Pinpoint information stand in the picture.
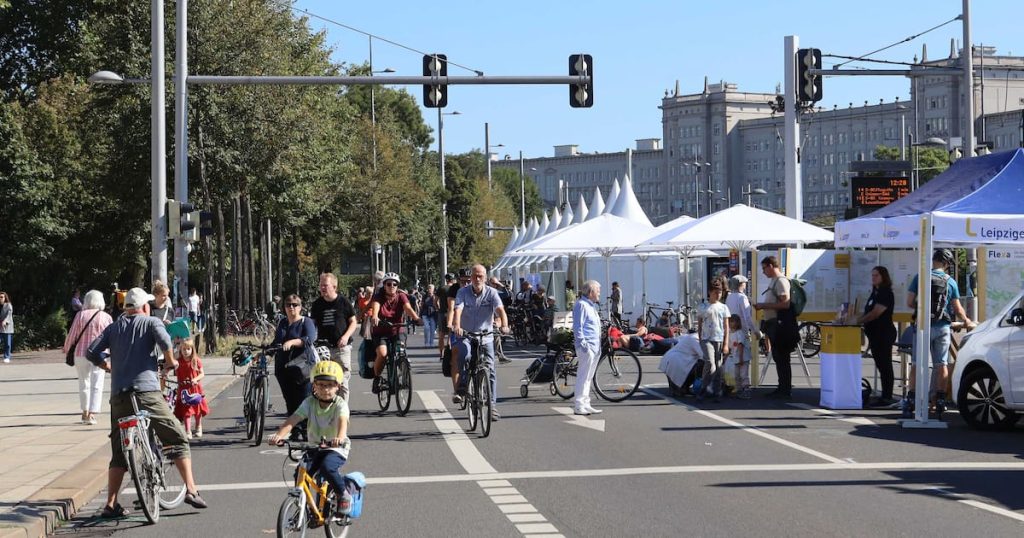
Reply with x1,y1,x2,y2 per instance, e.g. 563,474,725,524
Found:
819,324,863,409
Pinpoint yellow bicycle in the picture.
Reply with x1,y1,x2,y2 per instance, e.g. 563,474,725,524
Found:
274,440,364,537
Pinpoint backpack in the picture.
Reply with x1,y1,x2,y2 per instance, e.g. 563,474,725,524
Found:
788,277,807,317
929,273,951,323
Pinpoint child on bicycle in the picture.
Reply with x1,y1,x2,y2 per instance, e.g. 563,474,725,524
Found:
269,360,353,515
173,337,209,439
727,315,752,399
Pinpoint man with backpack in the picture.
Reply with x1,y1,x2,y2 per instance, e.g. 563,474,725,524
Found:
754,256,800,400
904,249,975,418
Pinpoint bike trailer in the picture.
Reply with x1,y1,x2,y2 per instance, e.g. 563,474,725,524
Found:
343,472,367,519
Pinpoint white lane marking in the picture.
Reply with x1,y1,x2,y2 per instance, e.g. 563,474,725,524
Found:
419,390,562,537
958,500,1024,523
507,514,547,523
418,390,496,474
639,386,846,464
182,461,1024,491
787,402,877,426
552,407,606,432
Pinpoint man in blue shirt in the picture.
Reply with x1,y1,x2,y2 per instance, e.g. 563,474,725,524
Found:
86,287,208,517
572,280,603,416
453,265,509,420
905,249,975,417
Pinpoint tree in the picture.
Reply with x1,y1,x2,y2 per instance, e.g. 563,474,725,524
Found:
492,167,544,224
874,144,949,185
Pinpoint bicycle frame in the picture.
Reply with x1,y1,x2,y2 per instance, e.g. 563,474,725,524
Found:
289,457,332,528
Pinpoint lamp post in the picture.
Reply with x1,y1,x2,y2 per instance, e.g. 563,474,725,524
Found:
485,123,504,191
439,109,461,276
741,184,768,207
911,136,947,190
517,153,536,227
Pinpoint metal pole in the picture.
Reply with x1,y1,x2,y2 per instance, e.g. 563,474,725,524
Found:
519,151,526,227
784,35,803,221
693,167,699,218
173,0,188,298
962,0,975,155
439,107,448,276
627,148,633,181
485,122,492,190
900,113,907,161
151,0,168,284
265,219,272,303
369,36,377,170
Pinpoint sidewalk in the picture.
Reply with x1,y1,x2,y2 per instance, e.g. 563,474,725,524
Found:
0,350,240,537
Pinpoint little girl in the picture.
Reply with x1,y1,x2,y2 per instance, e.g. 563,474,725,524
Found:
173,338,210,439
728,315,752,399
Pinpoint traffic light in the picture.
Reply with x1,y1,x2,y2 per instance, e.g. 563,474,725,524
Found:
568,54,593,108
796,48,822,103
422,53,448,108
189,210,214,241
167,199,196,239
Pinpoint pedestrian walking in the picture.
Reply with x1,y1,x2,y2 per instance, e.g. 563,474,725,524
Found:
727,315,752,399
856,266,898,407
609,281,623,327
696,281,731,402
69,289,83,330
272,293,318,441
572,280,603,416
149,280,173,325
0,292,12,362
420,284,438,347
310,273,357,401
62,290,113,424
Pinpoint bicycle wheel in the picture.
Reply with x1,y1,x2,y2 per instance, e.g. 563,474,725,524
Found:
276,494,307,537
152,433,187,509
252,378,267,447
127,429,160,524
552,351,577,400
395,359,413,417
799,322,821,358
377,359,392,412
244,374,257,441
254,322,269,343
323,488,351,538
593,348,642,402
466,374,479,432
479,370,492,438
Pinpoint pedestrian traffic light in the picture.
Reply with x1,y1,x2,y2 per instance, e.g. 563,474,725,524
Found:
423,53,448,108
167,199,196,239
796,48,822,103
568,54,593,108
190,210,214,240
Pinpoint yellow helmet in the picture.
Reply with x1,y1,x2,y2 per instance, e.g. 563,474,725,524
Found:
311,360,343,383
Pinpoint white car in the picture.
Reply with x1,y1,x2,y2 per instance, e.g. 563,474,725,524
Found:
951,290,1024,430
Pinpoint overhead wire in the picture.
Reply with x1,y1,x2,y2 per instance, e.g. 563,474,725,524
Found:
832,15,962,68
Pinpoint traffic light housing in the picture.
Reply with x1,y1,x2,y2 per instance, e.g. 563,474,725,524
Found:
167,199,196,239
568,54,593,108
190,210,214,241
423,53,448,108
796,48,822,103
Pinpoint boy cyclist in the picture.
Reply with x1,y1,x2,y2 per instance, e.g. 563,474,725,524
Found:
269,360,353,515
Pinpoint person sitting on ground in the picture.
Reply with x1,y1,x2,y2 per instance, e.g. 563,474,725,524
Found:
619,317,650,352
659,329,705,397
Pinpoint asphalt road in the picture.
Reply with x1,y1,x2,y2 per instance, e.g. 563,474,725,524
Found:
57,338,1024,537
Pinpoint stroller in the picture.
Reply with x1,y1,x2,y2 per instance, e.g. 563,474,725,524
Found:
519,328,574,398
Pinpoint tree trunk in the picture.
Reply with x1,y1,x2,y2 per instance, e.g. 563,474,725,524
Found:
216,203,228,339
232,195,241,310
275,224,283,300
292,227,300,296
245,197,256,310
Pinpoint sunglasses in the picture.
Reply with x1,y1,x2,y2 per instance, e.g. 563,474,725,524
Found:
384,282,398,287
285,303,301,308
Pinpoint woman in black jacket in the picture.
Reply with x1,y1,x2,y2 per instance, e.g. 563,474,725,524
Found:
857,266,897,407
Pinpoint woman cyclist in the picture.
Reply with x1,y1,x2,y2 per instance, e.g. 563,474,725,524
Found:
368,273,420,394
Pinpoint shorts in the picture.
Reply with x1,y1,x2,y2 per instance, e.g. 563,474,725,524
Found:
109,390,189,469
909,323,951,366
371,335,397,350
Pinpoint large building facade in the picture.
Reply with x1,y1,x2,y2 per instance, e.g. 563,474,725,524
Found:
495,45,1024,224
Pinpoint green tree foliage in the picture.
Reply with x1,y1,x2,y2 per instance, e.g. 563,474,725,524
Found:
874,144,949,184
492,166,544,224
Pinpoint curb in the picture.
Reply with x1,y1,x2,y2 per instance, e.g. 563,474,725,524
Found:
0,362,242,537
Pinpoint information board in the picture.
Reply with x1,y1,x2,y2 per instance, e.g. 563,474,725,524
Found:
981,248,1024,320
851,176,910,208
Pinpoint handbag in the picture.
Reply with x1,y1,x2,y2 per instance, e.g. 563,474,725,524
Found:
66,310,101,367
285,345,318,381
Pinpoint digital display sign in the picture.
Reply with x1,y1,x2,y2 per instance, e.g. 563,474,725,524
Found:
851,176,910,208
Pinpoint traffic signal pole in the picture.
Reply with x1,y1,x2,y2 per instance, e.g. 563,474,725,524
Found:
174,0,190,304
784,35,802,222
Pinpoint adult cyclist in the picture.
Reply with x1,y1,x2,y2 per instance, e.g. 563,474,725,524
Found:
369,273,421,394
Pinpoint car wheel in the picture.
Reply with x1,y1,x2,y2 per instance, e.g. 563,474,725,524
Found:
957,367,1020,430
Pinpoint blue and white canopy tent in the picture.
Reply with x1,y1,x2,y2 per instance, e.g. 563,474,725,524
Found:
835,148,1024,428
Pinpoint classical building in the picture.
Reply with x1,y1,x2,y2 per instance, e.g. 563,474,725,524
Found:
494,44,1024,224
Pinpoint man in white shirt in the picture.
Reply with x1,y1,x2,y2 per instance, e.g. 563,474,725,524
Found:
572,280,603,416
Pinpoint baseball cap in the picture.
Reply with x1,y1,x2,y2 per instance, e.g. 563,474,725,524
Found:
444,273,455,281
124,287,155,309
457,268,471,278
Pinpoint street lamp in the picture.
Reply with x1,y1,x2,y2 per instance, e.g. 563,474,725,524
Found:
741,184,768,207
369,65,395,170
439,109,461,276
518,156,537,227
910,136,947,190
485,122,504,191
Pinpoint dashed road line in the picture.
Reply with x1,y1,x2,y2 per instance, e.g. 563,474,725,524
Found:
419,390,565,537
787,402,877,426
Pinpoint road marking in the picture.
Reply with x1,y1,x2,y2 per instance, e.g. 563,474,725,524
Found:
507,514,547,523
787,402,877,426
419,390,564,537
639,386,846,464
552,406,606,432
178,461,1024,491
958,500,1024,523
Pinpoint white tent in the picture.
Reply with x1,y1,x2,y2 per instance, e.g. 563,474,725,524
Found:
602,179,621,215
607,175,654,227
586,187,606,220
492,225,520,271
638,203,833,251
572,193,589,224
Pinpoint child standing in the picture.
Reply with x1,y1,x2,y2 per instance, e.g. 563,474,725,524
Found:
697,281,731,402
728,315,752,399
173,338,210,439
269,360,353,515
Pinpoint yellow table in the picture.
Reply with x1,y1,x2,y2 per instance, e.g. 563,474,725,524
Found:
819,324,863,409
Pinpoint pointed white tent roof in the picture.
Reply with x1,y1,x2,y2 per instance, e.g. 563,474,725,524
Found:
494,225,522,269
537,207,563,265
572,194,589,224
523,212,552,266
561,202,574,226
586,187,605,221
516,213,655,255
508,218,540,268
636,203,833,251
608,175,653,227
602,179,621,215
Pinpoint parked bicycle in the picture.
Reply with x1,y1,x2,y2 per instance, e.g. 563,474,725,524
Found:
274,440,364,538
375,320,413,416
226,308,276,342
116,390,188,524
458,330,496,437
552,321,642,402
235,342,279,447
798,321,821,358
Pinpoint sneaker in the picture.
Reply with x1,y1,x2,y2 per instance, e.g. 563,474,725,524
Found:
766,390,792,400
88,416,98,425
371,377,382,394
183,491,208,509
2,358,9,364
583,406,602,414
185,430,192,440
491,409,501,421
195,426,203,438
738,388,753,400
573,407,591,416
337,492,353,516
452,394,464,405
498,356,512,364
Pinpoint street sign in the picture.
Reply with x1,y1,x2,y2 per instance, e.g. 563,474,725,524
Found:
848,160,912,173
851,176,910,208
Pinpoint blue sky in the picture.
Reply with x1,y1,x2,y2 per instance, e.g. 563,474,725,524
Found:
292,0,1019,159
